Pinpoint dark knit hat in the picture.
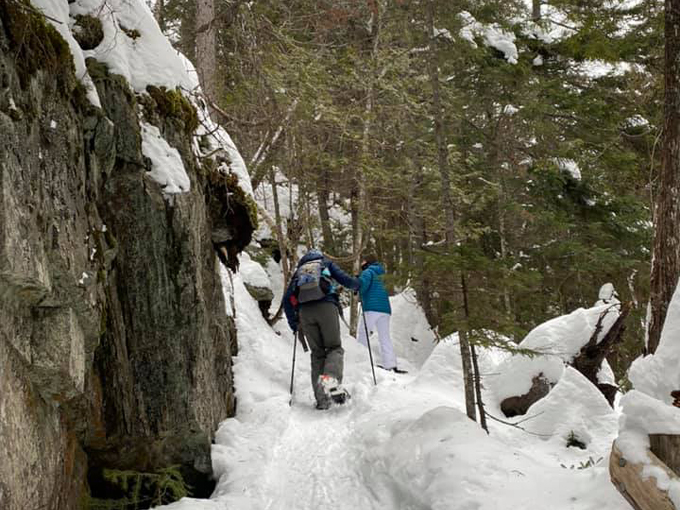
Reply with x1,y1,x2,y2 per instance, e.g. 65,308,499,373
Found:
362,253,378,265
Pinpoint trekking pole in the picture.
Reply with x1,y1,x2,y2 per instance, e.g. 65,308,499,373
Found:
358,293,377,386
289,330,299,406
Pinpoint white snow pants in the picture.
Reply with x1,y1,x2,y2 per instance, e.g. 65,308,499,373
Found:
356,311,397,370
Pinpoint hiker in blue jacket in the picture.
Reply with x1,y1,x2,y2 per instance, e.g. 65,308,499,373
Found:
283,250,360,409
357,254,406,374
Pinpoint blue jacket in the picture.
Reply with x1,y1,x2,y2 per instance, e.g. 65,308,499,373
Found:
359,263,391,314
283,251,360,332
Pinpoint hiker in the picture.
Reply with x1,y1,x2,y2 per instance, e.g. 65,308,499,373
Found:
357,255,406,374
283,250,361,409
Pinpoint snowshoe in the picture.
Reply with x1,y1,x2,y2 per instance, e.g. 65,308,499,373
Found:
319,374,350,405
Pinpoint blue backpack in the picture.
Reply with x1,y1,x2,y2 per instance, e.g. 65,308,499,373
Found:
295,259,332,303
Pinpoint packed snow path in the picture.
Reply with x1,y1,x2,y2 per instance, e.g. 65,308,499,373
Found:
158,271,628,510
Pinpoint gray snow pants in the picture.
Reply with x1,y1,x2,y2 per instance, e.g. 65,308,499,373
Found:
299,300,343,405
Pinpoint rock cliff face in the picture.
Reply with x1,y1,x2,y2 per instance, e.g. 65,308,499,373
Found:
0,3,254,509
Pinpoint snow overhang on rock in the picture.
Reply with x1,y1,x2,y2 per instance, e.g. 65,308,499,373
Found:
30,0,255,203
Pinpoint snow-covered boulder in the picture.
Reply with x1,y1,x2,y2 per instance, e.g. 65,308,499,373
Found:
522,366,617,452
489,303,620,416
364,405,623,510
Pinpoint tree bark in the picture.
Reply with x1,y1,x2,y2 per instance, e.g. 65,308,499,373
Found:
471,343,488,433
572,303,631,406
250,99,299,190
648,0,680,354
532,0,541,21
650,434,680,476
426,0,455,245
350,2,383,335
407,161,436,325
317,167,335,255
195,0,217,102
270,167,290,285
610,442,677,510
153,0,166,31
460,272,476,422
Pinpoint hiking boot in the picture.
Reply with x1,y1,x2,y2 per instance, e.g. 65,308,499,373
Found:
315,399,331,410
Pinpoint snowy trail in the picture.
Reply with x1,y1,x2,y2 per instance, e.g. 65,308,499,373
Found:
157,271,628,510
261,406,373,510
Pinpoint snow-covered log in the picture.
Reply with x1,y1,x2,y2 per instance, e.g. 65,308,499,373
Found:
610,441,677,510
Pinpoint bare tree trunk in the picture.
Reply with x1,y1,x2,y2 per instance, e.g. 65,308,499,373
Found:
426,0,455,245
350,2,383,335
350,182,360,335
270,167,290,284
303,185,315,249
471,344,488,433
648,0,680,354
532,0,541,21
490,119,512,317
460,272,476,422
195,0,217,102
317,167,335,254
427,0,475,420
153,0,166,31
250,99,299,190
407,160,435,324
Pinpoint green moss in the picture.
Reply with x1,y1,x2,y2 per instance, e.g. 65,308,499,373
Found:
72,81,91,111
0,0,76,93
145,85,199,134
73,14,104,50
85,58,131,95
84,466,190,510
223,172,259,231
247,246,271,267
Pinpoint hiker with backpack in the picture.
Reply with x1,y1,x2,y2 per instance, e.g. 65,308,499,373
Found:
283,250,361,409
357,255,407,374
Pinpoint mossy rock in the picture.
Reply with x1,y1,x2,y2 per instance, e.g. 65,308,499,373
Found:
144,85,199,134
0,0,76,93
73,14,104,50
246,245,272,267
223,172,258,232
86,58,131,92
208,171,258,270
120,25,141,40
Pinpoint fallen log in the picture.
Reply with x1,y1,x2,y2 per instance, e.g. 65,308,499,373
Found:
610,440,677,510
